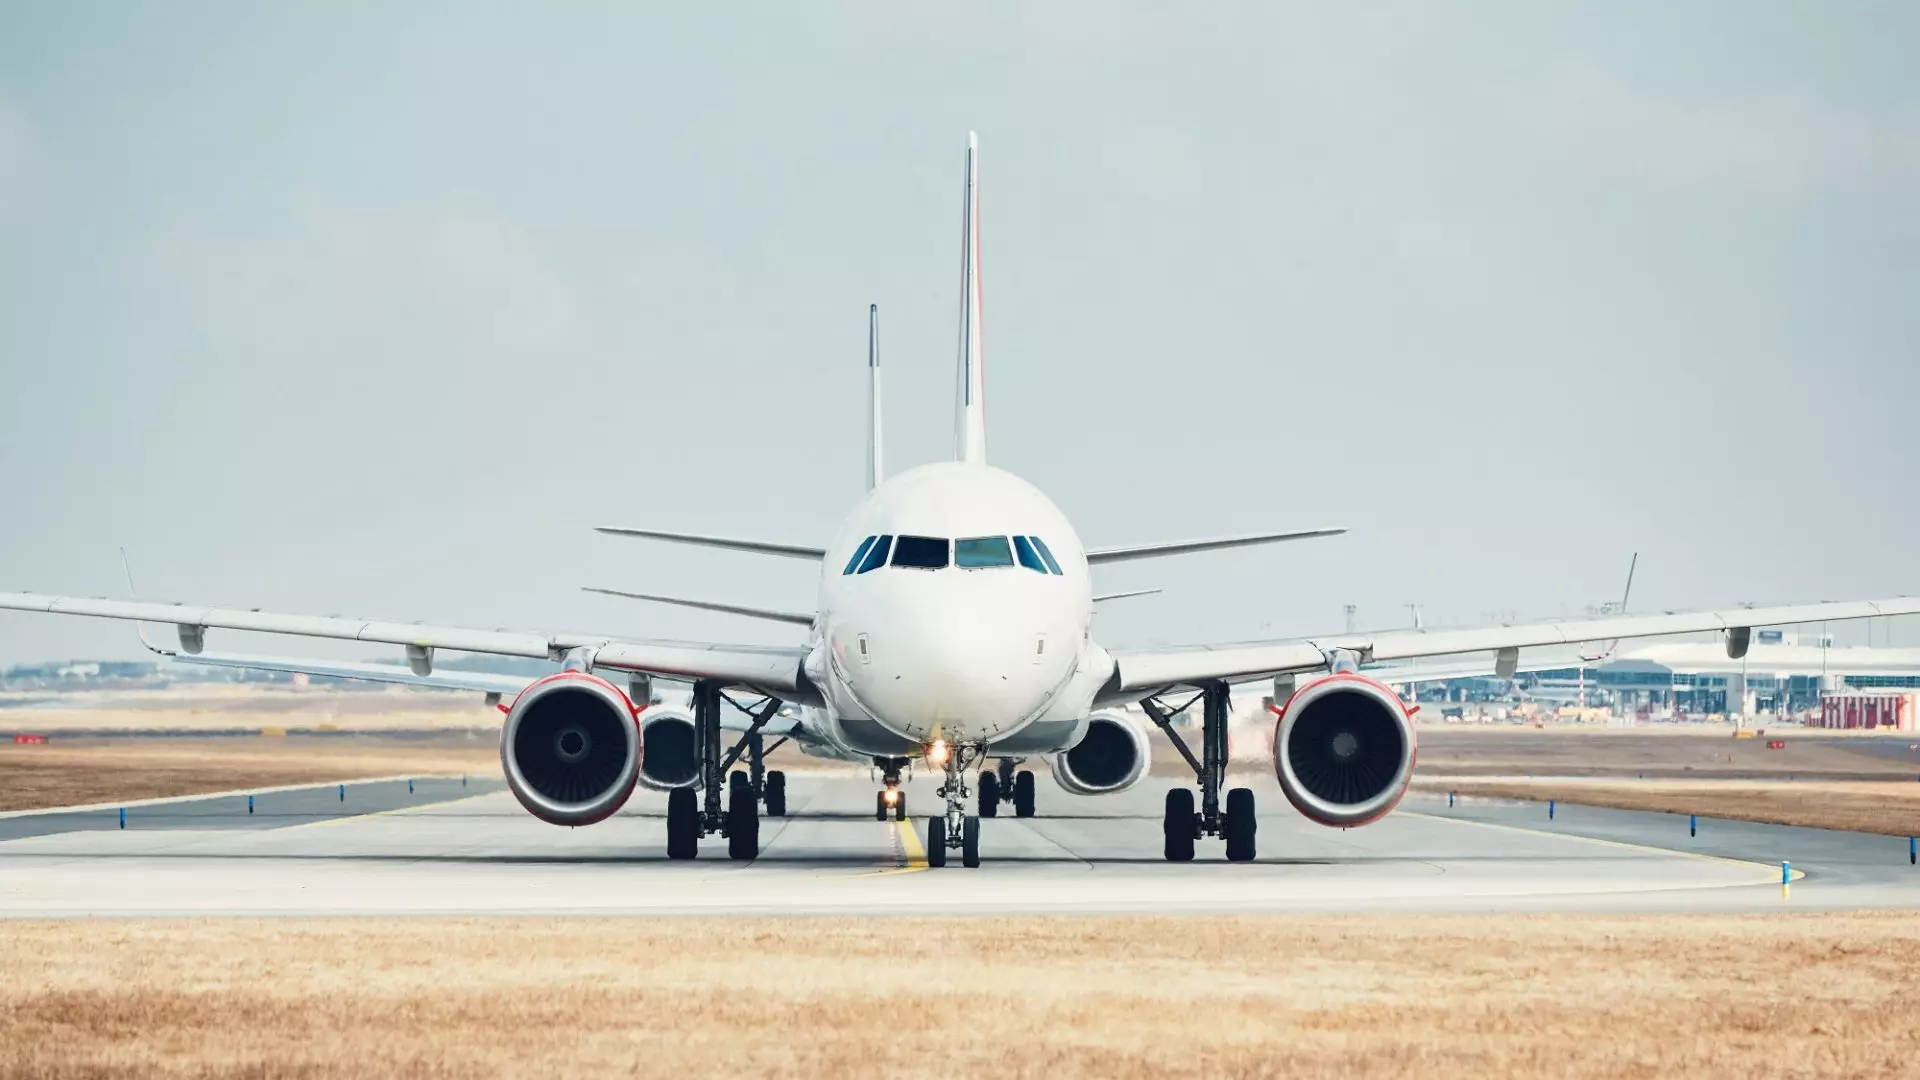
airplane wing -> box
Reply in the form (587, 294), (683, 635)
(1085, 527), (1346, 565)
(171, 651), (535, 696)
(0, 592), (819, 702)
(1111, 597), (1920, 695)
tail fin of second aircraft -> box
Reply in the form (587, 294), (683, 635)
(955, 131), (986, 465)
(867, 303), (883, 490)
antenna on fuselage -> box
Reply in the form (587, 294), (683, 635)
(867, 303), (883, 491)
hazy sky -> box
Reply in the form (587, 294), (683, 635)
(2, 3), (1917, 666)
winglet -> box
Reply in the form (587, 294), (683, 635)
(118, 547), (172, 657)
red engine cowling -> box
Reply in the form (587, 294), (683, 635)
(500, 672), (642, 826)
(1272, 672), (1417, 827)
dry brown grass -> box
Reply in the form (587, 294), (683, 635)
(1427, 777), (1920, 837)
(0, 685), (497, 733)
(0, 737), (502, 811)
(3, 914), (1919, 1078)
(1410, 727), (1920, 780)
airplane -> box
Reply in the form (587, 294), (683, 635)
(5, 132), (1919, 869)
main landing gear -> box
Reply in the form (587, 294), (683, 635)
(872, 756), (909, 822)
(926, 741), (982, 869)
(977, 758), (1036, 818)
(666, 680), (787, 862)
(1141, 680), (1257, 863)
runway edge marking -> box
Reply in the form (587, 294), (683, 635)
(1399, 807), (1807, 882)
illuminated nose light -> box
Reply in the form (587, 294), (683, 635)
(926, 739), (950, 767)
(883, 789), (900, 805)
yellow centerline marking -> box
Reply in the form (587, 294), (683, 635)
(895, 816), (929, 870)
(1400, 808), (1806, 882)
(848, 817), (929, 877)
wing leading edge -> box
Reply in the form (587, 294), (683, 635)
(0, 591), (817, 701)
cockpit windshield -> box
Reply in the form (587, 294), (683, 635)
(843, 534), (1061, 575)
(890, 535), (950, 570)
(954, 536), (1014, 568)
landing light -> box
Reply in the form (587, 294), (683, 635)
(883, 789), (900, 805)
(926, 739), (950, 767)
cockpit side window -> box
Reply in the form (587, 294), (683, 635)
(954, 536), (1014, 569)
(1029, 536), (1065, 575)
(1011, 535), (1048, 574)
(856, 535), (893, 573)
(842, 536), (877, 575)
(890, 535), (950, 570)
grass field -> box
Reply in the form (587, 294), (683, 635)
(1427, 777), (1920, 838)
(0, 737), (502, 811)
(4, 914), (1919, 1079)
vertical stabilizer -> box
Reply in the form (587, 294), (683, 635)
(867, 303), (883, 490)
(955, 131), (986, 464)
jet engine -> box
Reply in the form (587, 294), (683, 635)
(1050, 712), (1151, 796)
(1272, 673), (1416, 827)
(634, 708), (700, 790)
(500, 672), (642, 826)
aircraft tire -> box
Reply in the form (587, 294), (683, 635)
(962, 814), (981, 868)
(1013, 770), (1037, 818)
(927, 816), (948, 868)
(978, 771), (1000, 816)
(727, 783), (759, 860)
(666, 787), (699, 860)
(893, 794), (907, 821)
(1225, 787), (1257, 863)
(764, 771), (787, 817)
(1163, 788), (1196, 862)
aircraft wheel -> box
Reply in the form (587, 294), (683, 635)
(1163, 787), (1196, 862)
(1013, 770), (1037, 818)
(666, 787), (700, 860)
(729, 770), (749, 792)
(764, 771), (787, 818)
(978, 771), (1000, 817)
(893, 793), (908, 821)
(962, 814), (981, 868)
(1225, 787), (1257, 863)
(727, 782), (759, 861)
(926, 816), (948, 868)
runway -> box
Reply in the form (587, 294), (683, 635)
(2, 771), (1916, 916)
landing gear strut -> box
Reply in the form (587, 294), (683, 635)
(872, 756), (909, 821)
(977, 758), (1035, 818)
(1141, 680), (1257, 862)
(927, 742), (981, 868)
(666, 680), (785, 862)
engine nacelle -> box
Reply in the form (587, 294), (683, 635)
(1272, 673), (1417, 827)
(500, 671), (642, 826)
(634, 708), (699, 791)
(1050, 711), (1151, 796)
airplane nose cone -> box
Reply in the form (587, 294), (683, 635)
(846, 608), (1073, 743)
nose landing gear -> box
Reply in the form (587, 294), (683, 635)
(871, 757), (909, 821)
(926, 741), (982, 868)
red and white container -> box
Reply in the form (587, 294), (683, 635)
(1814, 692), (1919, 732)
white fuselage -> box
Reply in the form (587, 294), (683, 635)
(792, 461), (1112, 759)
